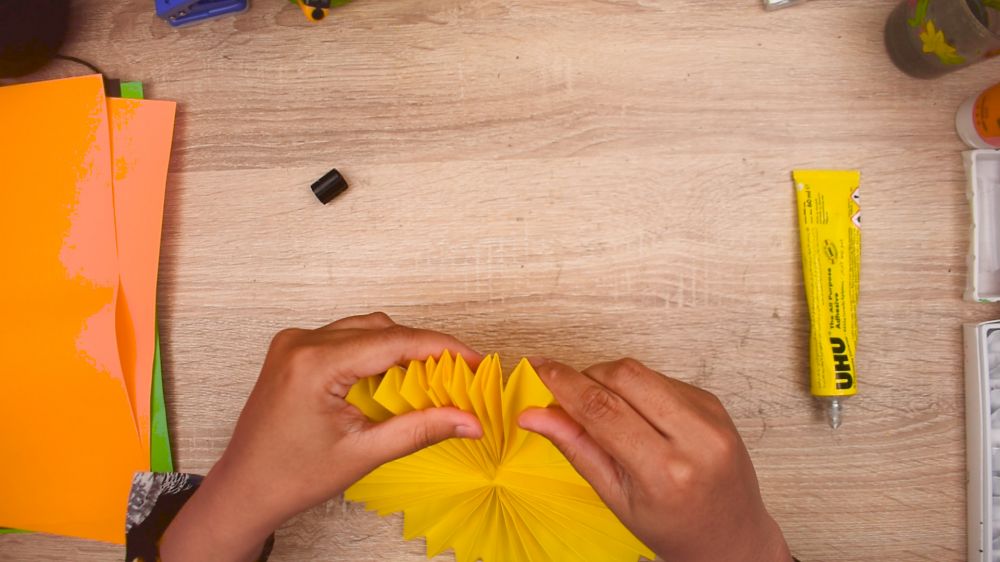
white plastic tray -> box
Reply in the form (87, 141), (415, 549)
(965, 320), (1000, 561)
(966, 150), (1000, 302)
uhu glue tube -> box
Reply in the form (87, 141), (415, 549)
(793, 170), (860, 429)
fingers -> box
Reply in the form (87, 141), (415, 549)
(584, 358), (705, 403)
(334, 325), (483, 383)
(583, 359), (729, 437)
(319, 314), (482, 367)
(320, 312), (396, 331)
(518, 407), (624, 505)
(531, 360), (666, 475)
(282, 323), (483, 397)
(360, 407), (483, 465)
(583, 359), (684, 430)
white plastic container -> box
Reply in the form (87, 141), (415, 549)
(965, 150), (1000, 302)
(964, 320), (1000, 561)
(958, 82), (1000, 149)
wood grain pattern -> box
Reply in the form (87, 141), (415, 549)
(2, 0), (999, 560)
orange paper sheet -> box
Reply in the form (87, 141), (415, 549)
(109, 96), (176, 456)
(345, 352), (654, 562)
(0, 75), (150, 543)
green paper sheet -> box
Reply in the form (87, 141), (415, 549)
(150, 327), (173, 472)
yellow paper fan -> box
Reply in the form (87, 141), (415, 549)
(344, 351), (654, 562)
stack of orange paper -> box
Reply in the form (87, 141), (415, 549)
(0, 75), (176, 544)
(345, 352), (655, 562)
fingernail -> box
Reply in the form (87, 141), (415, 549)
(528, 356), (549, 368)
(455, 424), (480, 439)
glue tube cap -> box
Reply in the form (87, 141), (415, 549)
(311, 168), (348, 204)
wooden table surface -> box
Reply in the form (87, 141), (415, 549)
(3, 0), (999, 560)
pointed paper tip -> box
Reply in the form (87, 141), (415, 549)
(455, 352), (469, 368)
(514, 356), (535, 373)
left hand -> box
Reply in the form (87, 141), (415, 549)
(160, 312), (484, 562)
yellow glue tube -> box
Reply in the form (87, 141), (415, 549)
(793, 170), (860, 429)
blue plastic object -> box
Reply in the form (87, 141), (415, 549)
(155, 0), (249, 27)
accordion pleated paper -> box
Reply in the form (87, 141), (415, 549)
(345, 352), (654, 562)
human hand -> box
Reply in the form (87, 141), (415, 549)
(161, 313), (484, 562)
(519, 358), (792, 562)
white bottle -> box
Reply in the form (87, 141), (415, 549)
(957, 82), (1000, 149)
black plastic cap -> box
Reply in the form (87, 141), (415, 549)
(311, 168), (348, 204)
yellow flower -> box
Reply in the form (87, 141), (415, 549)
(920, 19), (966, 65)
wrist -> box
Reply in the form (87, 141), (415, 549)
(160, 459), (276, 561)
(735, 514), (792, 562)
(673, 513), (790, 562)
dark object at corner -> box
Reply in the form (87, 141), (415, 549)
(0, 0), (71, 78)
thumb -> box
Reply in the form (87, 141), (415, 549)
(363, 407), (483, 463)
(518, 407), (623, 501)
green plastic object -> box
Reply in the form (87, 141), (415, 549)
(120, 81), (144, 100)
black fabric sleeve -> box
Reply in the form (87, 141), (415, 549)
(124, 472), (274, 562)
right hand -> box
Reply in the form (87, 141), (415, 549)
(519, 358), (792, 562)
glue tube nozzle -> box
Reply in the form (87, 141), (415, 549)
(825, 398), (843, 429)
(762, 0), (806, 10)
